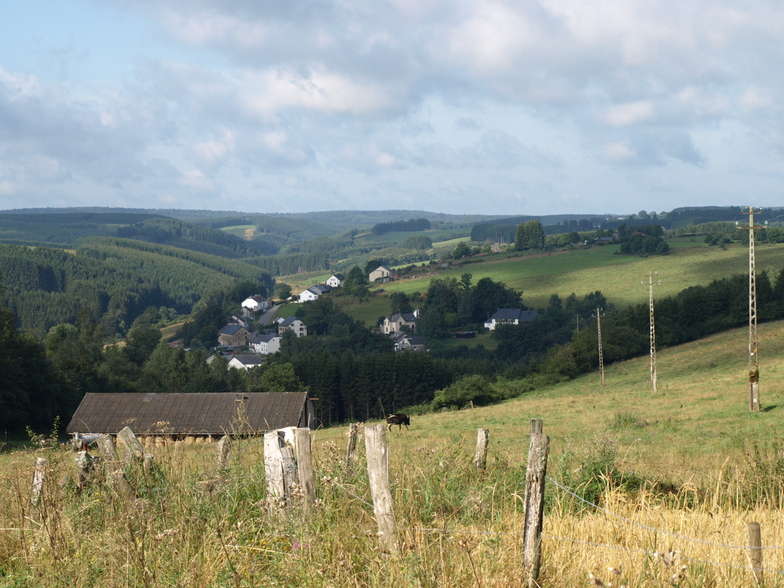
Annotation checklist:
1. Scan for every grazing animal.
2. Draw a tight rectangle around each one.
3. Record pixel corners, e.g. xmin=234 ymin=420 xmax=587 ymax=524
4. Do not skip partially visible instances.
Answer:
xmin=386 ymin=413 xmax=410 ymax=431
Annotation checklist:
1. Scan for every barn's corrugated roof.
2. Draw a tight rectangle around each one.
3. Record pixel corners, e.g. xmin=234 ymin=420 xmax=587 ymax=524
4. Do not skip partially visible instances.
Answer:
xmin=66 ymin=392 xmax=309 ymax=435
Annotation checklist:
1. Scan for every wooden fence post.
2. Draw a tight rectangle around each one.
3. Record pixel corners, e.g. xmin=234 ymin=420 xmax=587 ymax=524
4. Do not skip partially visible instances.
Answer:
xmin=749 ymin=521 xmax=763 ymax=585
xmin=345 ymin=423 xmax=359 ymax=467
xmin=117 ymin=426 xmax=144 ymax=465
xmin=31 ymin=457 xmax=48 ymax=506
xmin=294 ymin=428 xmax=316 ymax=507
xmin=523 ymin=423 xmax=549 ymax=587
xmin=474 ymin=428 xmax=490 ymax=469
xmin=264 ymin=431 xmax=285 ymax=508
xmin=75 ymin=450 xmax=98 ymax=490
xmin=216 ymin=435 xmax=231 ymax=471
xmin=365 ymin=424 xmax=399 ymax=553
xmin=529 ymin=418 xmax=543 ymax=435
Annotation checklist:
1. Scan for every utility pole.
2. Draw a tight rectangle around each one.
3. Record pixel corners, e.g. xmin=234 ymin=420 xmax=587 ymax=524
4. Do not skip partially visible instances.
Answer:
xmin=642 ymin=272 xmax=660 ymax=392
xmin=593 ymin=308 xmax=605 ymax=387
xmin=740 ymin=207 xmax=764 ymax=412
xmin=575 ymin=314 xmax=581 ymax=332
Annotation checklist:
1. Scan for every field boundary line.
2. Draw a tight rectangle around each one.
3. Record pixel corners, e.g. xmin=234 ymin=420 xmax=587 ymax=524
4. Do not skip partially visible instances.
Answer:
xmin=548 ymin=477 xmax=784 ymax=550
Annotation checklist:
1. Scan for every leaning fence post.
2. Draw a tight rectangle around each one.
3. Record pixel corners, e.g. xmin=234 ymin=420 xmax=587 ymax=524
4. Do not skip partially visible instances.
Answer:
xmin=294 ymin=428 xmax=316 ymax=508
xmin=474 ymin=428 xmax=490 ymax=469
xmin=216 ymin=435 xmax=231 ymax=471
xmin=365 ymin=424 xmax=399 ymax=553
xmin=749 ymin=521 xmax=763 ymax=585
xmin=345 ymin=423 xmax=359 ymax=467
xmin=31 ymin=457 xmax=48 ymax=506
xmin=523 ymin=421 xmax=549 ymax=587
xmin=117 ymin=426 xmax=144 ymax=465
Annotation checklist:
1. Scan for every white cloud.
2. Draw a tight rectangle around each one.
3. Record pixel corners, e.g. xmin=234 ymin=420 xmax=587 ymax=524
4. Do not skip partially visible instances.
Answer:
xmin=601 ymin=101 xmax=655 ymax=127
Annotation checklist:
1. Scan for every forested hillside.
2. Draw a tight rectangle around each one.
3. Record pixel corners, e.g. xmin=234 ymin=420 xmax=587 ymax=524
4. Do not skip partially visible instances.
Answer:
xmin=0 ymin=241 xmax=272 ymax=337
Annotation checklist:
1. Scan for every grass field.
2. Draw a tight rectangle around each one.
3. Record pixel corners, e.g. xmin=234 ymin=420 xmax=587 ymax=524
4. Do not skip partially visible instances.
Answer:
xmin=376 ymin=240 xmax=784 ymax=309
xmin=5 ymin=319 xmax=784 ymax=586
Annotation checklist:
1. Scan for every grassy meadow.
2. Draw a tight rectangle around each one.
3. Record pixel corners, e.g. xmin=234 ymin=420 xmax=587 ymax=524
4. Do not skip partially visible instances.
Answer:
xmin=5 ymin=318 xmax=784 ymax=586
xmin=376 ymin=240 xmax=784 ymax=309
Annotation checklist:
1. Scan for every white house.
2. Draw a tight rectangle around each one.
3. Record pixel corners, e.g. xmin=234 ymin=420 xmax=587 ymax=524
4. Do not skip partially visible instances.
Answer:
xmin=369 ymin=266 xmax=392 ymax=283
xmin=250 ymin=333 xmax=282 ymax=355
xmin=242 ymin=295 xmax=270 ymax=312
xmin=484 ymin=309 xmax=538 ymax=330
xmin=227 ymin=354 xmax=265 ymax=370
xmin=325 ymin=274 xmax=345 ymax=288
xmin=299 ymin=284 xmax=332 ymax=303
xmin=278 ymin=317 xmax=308 ymax=337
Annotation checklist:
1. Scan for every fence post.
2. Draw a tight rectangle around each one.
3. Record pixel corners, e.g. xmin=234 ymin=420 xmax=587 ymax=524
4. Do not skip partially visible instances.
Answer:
xmin=365 ymin=424 xmax=399 ymax=553
xmin=523 ymin=422 xmax=549 ymax=587
xmin=345 ymin=423 xmax=359 ymax=467
xmin=294 ymin=428 xmax=316 ymax=508
xmin=474 ymin=428 xmax=490 ymax=469
xmin=749 ymin=521 xmax=763 ymax=585
xmin=264 ymin=430 xmax=285 ymax=509
xmin=117 ymin=426 xmax=144 ymax=465
xmin=529 ymin=418 xmax=543 ymax=435
xmin=216 ymin=435 xmax=231 ymax=471
xmin=31 ymin=457 xmax=48 ymax=506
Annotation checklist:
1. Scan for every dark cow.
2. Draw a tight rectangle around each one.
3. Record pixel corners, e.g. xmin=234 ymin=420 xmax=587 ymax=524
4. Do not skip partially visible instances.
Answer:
xmin=386 ymin=413 xmax=410 ymax=431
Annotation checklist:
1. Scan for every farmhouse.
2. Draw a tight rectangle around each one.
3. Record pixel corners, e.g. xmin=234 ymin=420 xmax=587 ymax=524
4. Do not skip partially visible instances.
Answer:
xmin=382 ymin=313 xmax=417 ymax=334
xmin=388 ymin=331 xmax=426 ymax=352
xmin=242 ymin=295 xmax=270 ymax=312
xmin=250 ymin=332 xmax=282 ymax=355
xmin=218 ymin=324 xmax=252 ymax=347
xmin=299 ymin=284 xmax=332 ymax=302
xmin=66 ymin=392 xmax=315 ymax=437
xmin=484 ymin=309 xmax=538 ymax=330
xmin=325 ymin=274 xmax=345 ymax=288
xmin=368 ymin=265 xmax=392 ymax=283
xmin=278 ymin=316 xmax=307 ymax=337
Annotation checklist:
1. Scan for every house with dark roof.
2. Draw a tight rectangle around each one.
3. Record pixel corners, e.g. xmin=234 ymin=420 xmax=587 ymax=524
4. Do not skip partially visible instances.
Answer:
xmin=250 ymin=333 xmax=282 ymax=355
xmin=299 ymin=284 xmax=332 ymax=303
xmin=326 ymin=274 xmax=345 ymax=288
xmin=242 ymin=295 xmax=270 ymax=312
xmin=382 ymin=313 xmax=417 ymax=334
xmin=66 ymin=392 xmax=314 ymax=437
xmin=484 ymin=309 xmax=538 ymax=330
xmin=218 ymin=324 xmax=252 ymax=347
xmin=278 ymin=317 xmax=307 ymax=337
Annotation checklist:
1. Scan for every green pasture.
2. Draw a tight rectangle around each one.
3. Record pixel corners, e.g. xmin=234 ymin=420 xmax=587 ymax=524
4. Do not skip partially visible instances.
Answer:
xmin=355 ymin=228 xmax=471 ymax=245
xmin=374 ymin=241 xmax=784 ymax=309
xmin=311 ymin=317 xmax=784 ymax=483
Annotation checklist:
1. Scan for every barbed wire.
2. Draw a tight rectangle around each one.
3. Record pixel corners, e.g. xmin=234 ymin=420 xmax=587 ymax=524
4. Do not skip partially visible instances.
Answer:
xmin=548 ymin=476 xmax=784 ymax=550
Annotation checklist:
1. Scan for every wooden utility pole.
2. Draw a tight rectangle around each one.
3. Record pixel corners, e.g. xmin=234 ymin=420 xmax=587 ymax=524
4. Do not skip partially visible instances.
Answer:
xmin=740 ymin=207 xmax=763 ymax=411
xmin=642 ymin=272 xmax=660 ymax=392
xmin=593 ymin=308 xmax=605 ymax=387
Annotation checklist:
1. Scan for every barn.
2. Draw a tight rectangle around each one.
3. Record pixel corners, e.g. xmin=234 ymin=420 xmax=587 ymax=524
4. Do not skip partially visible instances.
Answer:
xmin=66 ymin=392 xmax=314 ymax=438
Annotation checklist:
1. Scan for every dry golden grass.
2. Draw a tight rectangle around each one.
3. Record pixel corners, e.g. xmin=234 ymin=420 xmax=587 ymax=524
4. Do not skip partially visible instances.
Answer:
xmin=5 ymin=320 xmax=784 ymax=586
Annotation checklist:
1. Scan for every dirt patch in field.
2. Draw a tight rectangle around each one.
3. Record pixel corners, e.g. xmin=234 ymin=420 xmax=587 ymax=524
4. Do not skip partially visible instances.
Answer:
xmin=243 ymin=228 xmax=255 ymax=239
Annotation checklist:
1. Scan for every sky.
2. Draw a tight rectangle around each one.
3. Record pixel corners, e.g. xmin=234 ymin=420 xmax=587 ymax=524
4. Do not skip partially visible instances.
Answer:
xmin=1 ymin=0 xmax=783 ymax=216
